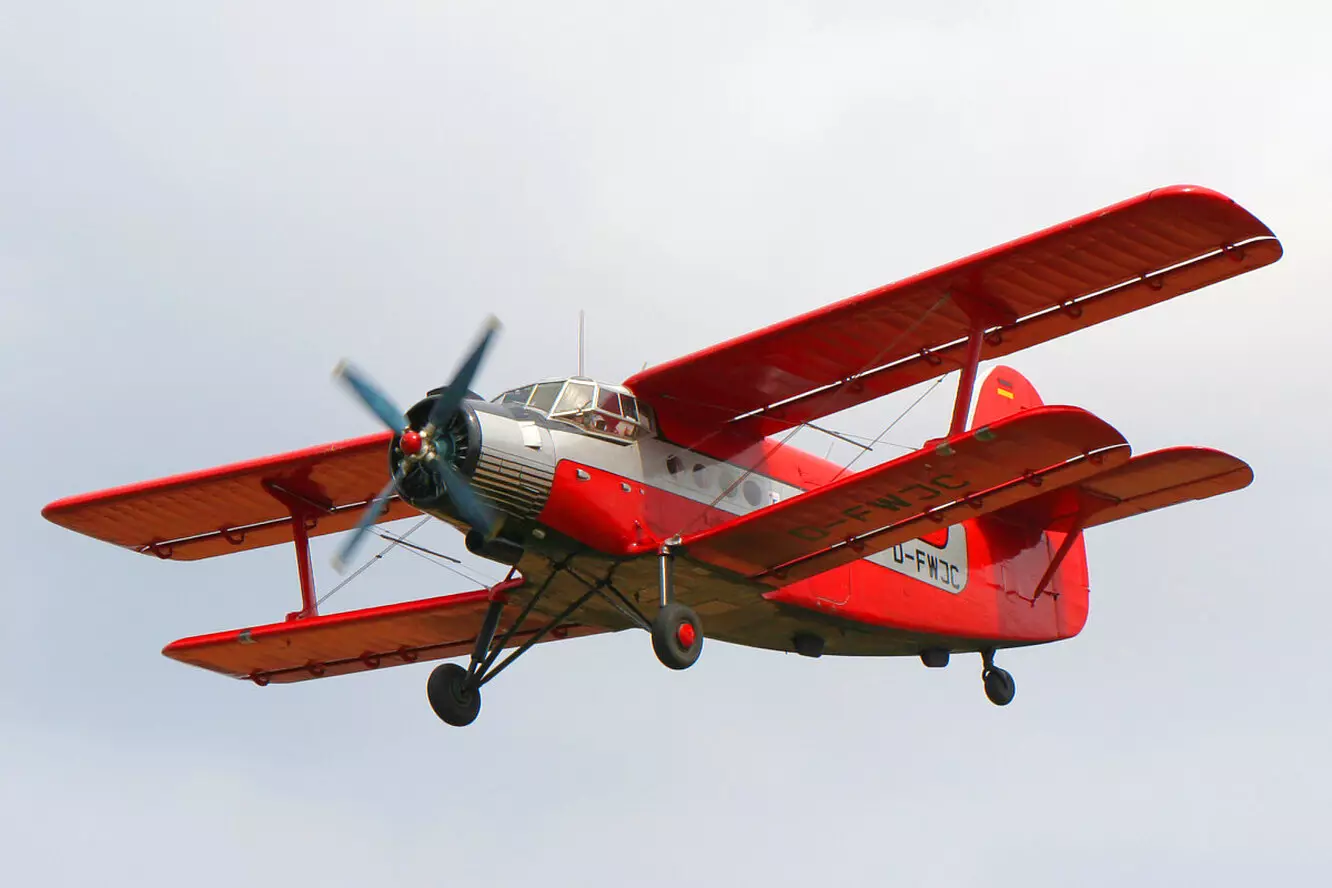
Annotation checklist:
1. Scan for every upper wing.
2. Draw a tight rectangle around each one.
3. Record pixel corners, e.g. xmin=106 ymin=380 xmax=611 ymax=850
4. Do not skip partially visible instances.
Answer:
xmin=680 ymin=405 xmax=1131 ymax=586
xmin=626 ymin=185 xmax=1280 ymax=444
xmin=986 ymin=446 xmax=1253 ymax=533
xmin=41 ymin=432 xmax=414 ymax=561
xmin=163 ymin=577 xmax=611 ymax=685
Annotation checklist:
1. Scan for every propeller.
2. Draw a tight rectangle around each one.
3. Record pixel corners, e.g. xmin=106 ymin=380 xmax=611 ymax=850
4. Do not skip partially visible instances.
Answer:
xmin=330 ymin=315 xmax=503 ymax=572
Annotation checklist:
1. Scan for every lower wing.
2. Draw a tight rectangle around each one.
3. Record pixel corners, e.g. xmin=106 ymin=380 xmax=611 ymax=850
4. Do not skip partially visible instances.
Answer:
xmin=680 ymin=405 xmax=1131 ymax=585
xmin=163 ymin=577 xmax=611 ymax=685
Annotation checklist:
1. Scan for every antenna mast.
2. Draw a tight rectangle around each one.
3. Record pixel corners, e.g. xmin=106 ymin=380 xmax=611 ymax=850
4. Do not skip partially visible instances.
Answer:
xmin=577 ymin=310 xmax=585 ymax=376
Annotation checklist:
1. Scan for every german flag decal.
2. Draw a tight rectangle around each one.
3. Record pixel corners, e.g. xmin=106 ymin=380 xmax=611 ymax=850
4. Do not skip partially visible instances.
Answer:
xmin=996 ymin=377 xmax=1015 ymax=400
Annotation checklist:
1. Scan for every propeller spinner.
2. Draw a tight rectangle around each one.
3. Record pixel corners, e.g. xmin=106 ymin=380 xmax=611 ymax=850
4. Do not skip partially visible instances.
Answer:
xmin=330 ymin=316 xmax=503 ymax=573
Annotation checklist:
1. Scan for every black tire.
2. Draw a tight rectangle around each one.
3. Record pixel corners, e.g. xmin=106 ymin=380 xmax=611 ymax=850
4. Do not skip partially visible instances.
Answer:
xmin=983 ymin=666 xmax=1016 ymax=707
xmin=651 ymin=603 xmax=704 ymax=670
xmin=427 ymin=663 xmax=482 ymax=726
xmin=920 ymin=648 xmax=950 ymax=668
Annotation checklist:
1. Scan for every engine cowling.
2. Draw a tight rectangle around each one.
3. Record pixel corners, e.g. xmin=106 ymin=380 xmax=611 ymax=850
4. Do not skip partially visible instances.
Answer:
xmin=389 ymin=398 xmax=558 ymax=540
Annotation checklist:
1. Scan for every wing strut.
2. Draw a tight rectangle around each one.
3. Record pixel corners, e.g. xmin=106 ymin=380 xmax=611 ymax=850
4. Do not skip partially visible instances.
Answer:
xmin=1029 ymin=513 xmax=1087 ymax=605
xmin=261 ymin=481 xmax=326 ymax=621
xmin=948 ymin=324 xmax=986 ymax=436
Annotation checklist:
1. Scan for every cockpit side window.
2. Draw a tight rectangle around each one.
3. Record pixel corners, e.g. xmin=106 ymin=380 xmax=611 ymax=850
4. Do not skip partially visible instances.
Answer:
xmin=527 ymin=381 xmax=564 ymax=414
xmin=553 ymin=381 xmax=596 ymax=415
xmin=597 ymin=390 xmax=622 ymax=415
xmin=500 ymin=385 xmax=534 ymax=405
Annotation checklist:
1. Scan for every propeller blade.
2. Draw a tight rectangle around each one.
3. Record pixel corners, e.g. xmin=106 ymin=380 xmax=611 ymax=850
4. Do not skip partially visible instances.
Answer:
xmin=426 ymin=315 xmax=501 ymax=430
xmin=333 ymin=360 xmax=409 ymax=432
xmin=331 ymin=473 xmax=400 ymax=573
xmin=432 ymin=458 xmax=501 ymax=540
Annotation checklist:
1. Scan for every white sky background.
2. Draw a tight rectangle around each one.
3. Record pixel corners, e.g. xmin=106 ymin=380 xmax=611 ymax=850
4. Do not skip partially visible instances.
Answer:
xmin=3 ymin=1 xmax=1330 ymax=884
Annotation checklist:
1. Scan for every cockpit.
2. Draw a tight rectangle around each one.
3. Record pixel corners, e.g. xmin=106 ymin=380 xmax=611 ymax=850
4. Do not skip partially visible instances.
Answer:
xmin=491 ymin=377 xmax=653 ymax=441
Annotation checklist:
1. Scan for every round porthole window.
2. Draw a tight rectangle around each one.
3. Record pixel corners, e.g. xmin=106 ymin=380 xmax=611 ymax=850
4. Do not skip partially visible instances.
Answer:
xmin=742 ymin=478 xmax=764 ymax=507
xmin=692 ymin=463 xmax=711 ymax=488
xmin=666 ymin=455 xmax=684 ymax=476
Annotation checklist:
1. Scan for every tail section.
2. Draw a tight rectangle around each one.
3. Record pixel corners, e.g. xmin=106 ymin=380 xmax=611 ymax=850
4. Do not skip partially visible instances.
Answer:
xmin=970 ymin=365 xmax=1044 ymax=429
xmin=969 ymin=365 xmax=1089 ymax=639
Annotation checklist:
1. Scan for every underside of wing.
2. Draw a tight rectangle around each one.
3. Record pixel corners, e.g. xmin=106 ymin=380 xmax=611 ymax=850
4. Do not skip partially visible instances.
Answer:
xmin=680 ymin=405 xmax=1131 ymax=586
xmin=41 ymin=432 xmax=414 ymax=561
xmin=987 ymin=446 xmax=1253 ymax=533
xmin=162 ymin=578 xmax=612 ymax=684
xmin=625 ymin=186 xmax=1280 ymax=446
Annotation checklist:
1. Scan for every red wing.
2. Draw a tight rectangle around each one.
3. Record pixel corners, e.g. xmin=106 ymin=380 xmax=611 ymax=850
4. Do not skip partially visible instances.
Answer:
xmin=41 ymin=432 xmax=414 ymax=561
xmin=162 ymin=578 xmax=611 ymax=684
xmin=680 ymin=406 xmax=1131 ymax=586
xmin=988 ymin=447 xmax=1253 ymax=533
xmin=625 ymin=186 xmax=1280 ymax=444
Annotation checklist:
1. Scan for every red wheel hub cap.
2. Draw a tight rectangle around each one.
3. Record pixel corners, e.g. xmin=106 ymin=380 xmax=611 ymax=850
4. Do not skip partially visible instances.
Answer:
xmin=676 ymin=622 xmax=697 ymax=648
xmin=400 ymin=430 xmax=423 ymax=455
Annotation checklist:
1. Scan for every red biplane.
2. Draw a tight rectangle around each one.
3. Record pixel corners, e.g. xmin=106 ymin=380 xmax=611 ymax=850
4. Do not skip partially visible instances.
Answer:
xmin=42 ymin=185 xmax=1281 ymax=726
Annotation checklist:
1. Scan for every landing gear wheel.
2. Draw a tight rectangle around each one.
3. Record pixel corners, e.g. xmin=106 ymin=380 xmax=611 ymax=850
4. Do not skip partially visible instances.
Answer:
xmin=651 ymin=602 xmax=703 ymax=670
xmin=983 ymin=666 xmax=1016 ymax=707
xmin=427 ymin=663 xmax=482 ymax=726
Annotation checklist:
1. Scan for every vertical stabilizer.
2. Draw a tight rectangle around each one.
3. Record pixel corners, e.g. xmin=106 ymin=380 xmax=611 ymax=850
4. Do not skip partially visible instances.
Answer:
xmin=970 ymin=365 xmax=1044 ymax=429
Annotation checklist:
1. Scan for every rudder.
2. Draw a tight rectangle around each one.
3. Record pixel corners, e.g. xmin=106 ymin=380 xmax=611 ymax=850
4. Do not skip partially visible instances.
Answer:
xmin=970 ymin=365 xmax=1044 ymax=429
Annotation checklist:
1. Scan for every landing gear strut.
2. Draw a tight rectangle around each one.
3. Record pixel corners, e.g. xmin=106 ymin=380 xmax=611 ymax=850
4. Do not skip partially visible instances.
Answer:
xmin=651 ymin=539 xmax=703 ymax=670
xmin=424 ymin=563 xmax=595 ymax=728
xmin=981 ymin=649 xmax=1016 ymax=706
xmin=421 ymin=550 xmax=706 ymax=727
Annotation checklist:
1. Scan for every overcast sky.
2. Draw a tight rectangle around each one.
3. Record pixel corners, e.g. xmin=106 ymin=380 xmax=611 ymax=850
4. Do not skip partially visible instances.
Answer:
xmin=4 ymin=1 xmax=1331 ymax=884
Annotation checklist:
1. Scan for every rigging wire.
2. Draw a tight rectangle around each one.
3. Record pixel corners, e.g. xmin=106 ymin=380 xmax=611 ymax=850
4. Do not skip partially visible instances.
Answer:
xmin=390 ymin=539 xmax=500 ymax=588
xmin=828 ymin=374 xmax=949 ymax=483
xmin=315 ymin=515 xmax=446 ymax=608
xmin=668 ymin=294 xmax=953 ymax=538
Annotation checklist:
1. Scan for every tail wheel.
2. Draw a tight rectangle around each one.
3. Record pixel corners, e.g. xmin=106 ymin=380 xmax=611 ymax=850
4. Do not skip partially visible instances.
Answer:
xmin=983 ymin=666 xmax=1016 ymax=706
xmin=651 ymin=603 xmax=703 ymax=670
xmin=427 ymin=663 xmax=482 ymax=726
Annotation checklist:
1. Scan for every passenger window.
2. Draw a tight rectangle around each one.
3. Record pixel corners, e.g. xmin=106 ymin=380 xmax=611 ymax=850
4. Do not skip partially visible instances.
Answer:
xmin=742 ymin=479 xmax=764 ymax=507
xmin=666 ymin=455 xmax=684 ymax=475
xmin=527 ymin=382 xmax=564 ymax=414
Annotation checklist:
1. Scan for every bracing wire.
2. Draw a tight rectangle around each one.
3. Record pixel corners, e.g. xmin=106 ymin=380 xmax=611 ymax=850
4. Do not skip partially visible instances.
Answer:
xmin=828 ymin=374 xmax=949 ymax=483
xmin=315 ymin=515 xmax=436 ymax=608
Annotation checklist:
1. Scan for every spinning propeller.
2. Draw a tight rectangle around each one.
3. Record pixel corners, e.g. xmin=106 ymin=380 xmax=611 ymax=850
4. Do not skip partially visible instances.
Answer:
xmin=330 ymin=316 xmax=503 ymax=572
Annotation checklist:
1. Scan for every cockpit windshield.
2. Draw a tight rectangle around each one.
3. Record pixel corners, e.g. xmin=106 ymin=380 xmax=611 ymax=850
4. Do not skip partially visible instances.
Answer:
xmin=491 ymin=377 xmax=652 ymax=441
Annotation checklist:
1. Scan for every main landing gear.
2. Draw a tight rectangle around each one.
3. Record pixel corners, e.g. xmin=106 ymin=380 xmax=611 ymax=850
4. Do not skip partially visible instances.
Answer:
xmin=425 ymin=545 xmax=704 ymax=727
xmin=649 ymin=540 xmax=703 ymax=670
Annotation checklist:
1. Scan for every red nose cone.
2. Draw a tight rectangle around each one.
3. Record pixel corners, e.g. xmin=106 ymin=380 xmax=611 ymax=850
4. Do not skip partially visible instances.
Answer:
xmin=400 ymin=430 xmax=423 ymax=455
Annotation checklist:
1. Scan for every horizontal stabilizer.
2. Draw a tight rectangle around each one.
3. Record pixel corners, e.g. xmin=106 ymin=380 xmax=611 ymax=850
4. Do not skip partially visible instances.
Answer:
xmin=42 ymin=432 xmax=412 ymax=561
xmin=162 ymin=579 xmax=609 ymax=685
xmin=988 ymin=446 xmax=1252 ymax=532
xmin=681 ymin=405 xmax=1131 ymax=586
